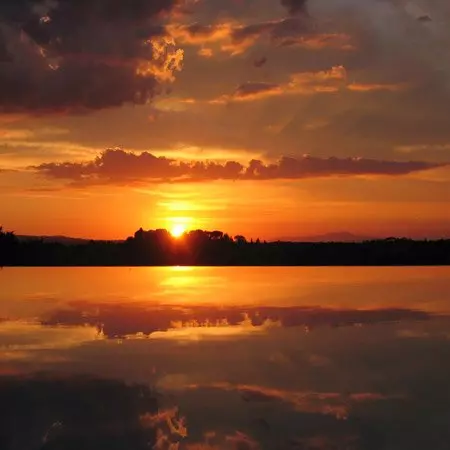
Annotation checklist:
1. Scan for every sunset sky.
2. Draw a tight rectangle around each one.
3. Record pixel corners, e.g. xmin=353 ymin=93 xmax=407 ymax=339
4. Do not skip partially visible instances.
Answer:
xmin=1 ymin=0 xmax=450 ymax=240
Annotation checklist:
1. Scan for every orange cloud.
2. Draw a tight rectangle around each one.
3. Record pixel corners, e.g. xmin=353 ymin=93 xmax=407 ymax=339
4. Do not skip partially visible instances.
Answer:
xmin=167 ymin=21 xmax=263 ymax=55
xmin=278 ymin=33 xmax=356 ymax=50
xmin=140 ymin=407 xmax=188 ymax=450
xmin=211 ymin=66 xmax=346 ymax=103
xmin=289 ymin=65 xmax=347 ymax=93
xmin=211 ymin=82 xmax=284 ymax=104
xmin=198 ymin=48 xmax=214 ymax=58
xmin=212 ymin=66 xmax=410 ymax=103
xmin=167 ymin=22 xmax=235 ymax=45
xmin=185 ymin=431 xmax=260 ymax=450
xmin=167 ymin=18 xmax=356 ymax=56
xmin=347 ymin=82 xmax=410 ymax=92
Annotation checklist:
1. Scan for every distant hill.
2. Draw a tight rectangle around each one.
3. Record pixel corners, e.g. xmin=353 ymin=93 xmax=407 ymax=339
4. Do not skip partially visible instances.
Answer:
xmin=277 ymin=232 xmax=375 ymax=243
xmin=17 ymin=235 xmax=124 ymax=245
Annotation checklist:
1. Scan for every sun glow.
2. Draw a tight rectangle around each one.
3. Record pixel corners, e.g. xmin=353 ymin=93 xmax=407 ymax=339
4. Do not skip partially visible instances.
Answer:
xmin=167 ymin=216 xmax=194 ymax=238
xmin=171 ymin=223 xmax=187 ymax=238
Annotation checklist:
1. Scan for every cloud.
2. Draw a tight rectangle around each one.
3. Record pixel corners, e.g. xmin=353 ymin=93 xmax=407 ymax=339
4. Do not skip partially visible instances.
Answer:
xmin=40 ymin=302 xmax=433 ymax=339
xmin=0 ymin=0 xmax=184 ymax=114
xmin=281 ymin=0 xmax=309 ymax=16
xmin=197 ymin=47 xmax=213 ymax=58
xmin=211 ymin=66 xmax=345 ymax=103
xmin=225 ymin=431 xmax=259 ymax=450
xmin=167 ymin=18 xmax=355 ymax=55
xmin=253 ymin=56 xmax=267 ymax=67
xmin=277 ymin=32 xmax=355 ymax=50
xmin=212 ymin=82 xmax=283 ymax=103
xmin=166 ymin=20 xmax=264 ymax=55
xmin=347 ymin=82 xmax=409 ymax=92
xmin=241 ymin=17 xmax=355 ymax=51
xmin=395 ymin=144 xmax=450 ymax=154
xmin=34 ymin=148 xmax=445 ymax=185
xmin=185 ymin=382 xmax=397 ymax=420
xmin=0 ymin=376 xmax=159 ymax=450
xmin=417 ymin=15 xmax=432 ymax=23
xmin=289 ymin=65 xmax=347 ymax=92
xmin=211 ymin=66 xmax=406 ymax=103
xmin=0 ymin=321 xmax=103 ymax=353
xmin=167 ymin=22 xmax=234 ymax=45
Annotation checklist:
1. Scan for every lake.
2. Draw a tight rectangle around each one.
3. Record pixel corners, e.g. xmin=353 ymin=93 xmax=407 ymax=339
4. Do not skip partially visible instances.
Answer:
xmin=1 ymin=267 xmax=450 ymax=449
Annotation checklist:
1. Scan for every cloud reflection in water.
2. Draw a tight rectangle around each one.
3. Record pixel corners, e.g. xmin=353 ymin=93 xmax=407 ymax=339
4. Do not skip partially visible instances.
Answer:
xmin=1 ymin=267 xmax=450 ymax=449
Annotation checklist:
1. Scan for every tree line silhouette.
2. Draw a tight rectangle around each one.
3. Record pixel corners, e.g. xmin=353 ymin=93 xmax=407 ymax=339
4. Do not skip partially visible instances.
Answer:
xmin=1 ymin=226 xmax=450 ymax=266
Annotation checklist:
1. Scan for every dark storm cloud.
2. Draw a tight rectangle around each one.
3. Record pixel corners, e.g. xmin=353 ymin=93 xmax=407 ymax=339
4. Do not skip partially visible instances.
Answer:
xmin=34 ymin=148 xmax=445 ymax=185
xmin=0 ymin=0 xmax=184 ymax=114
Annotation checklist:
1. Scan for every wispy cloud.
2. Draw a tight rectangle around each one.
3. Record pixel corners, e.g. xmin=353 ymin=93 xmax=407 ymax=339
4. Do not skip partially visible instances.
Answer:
xmin=347 ymin=82 xmax=409 ymax=92
xmin=184 ymin=382 xmax=398 ymax=420
xmin=211 ymin=82 xmax=284 ymax=103
xmin=167 ymin=17 xmax=355 ymax=56
xmin=211 ymin=66 xmax=407 ymax=103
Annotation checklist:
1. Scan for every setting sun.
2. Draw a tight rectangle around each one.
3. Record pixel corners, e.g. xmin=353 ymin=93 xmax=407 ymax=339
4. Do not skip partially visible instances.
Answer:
xmin=171 ymin=223 xmax=187 ymax=238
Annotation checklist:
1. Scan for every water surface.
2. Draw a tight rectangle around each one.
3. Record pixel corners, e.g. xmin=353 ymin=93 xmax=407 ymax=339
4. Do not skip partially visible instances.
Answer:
xmin=1 ymin=267 xmax=450 ymax=449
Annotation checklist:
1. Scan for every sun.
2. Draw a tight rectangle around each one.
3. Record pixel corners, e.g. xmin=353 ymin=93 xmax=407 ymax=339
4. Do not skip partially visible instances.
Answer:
xmin=170 ymin=223 xmax=187 ymax=238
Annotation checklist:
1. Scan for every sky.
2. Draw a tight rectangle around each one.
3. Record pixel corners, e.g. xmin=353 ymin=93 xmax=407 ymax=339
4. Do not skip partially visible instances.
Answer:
xmin=1 ymin=0 xmax=450 ymax=240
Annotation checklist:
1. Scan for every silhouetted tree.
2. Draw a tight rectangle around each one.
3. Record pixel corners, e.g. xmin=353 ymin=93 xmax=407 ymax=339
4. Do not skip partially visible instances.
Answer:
xmin=1 ymin=226 xmax=449 ymax=266
xmin=209 ymin=230 xmax=224 ymax=240
xmin=223 ymin=233 xmax=232 ymax=243
xmin=0 ymin=226 xmax=19 ymax=265
xmin=234 ymin=235 xmax=247 ymax=245
xmin=0 ymin=226 xmax=16 ymax=242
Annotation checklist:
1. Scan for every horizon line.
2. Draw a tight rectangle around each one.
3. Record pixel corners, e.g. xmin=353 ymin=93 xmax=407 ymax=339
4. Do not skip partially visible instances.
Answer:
xmin=10 ymin=229 xmax=450 ymax=243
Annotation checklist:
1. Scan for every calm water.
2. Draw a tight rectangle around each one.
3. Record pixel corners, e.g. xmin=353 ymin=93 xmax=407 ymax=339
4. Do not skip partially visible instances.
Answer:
xmin=1 ymin=267 xmax=450 ymax=449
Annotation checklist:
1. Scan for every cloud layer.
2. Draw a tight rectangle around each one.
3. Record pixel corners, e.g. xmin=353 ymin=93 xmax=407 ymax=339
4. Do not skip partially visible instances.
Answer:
xmin=167 ymin=17 xmax=354 ymax=57
xmin=34 ymin=148 xmax=445 ymax=185
xmin=0 ymin=0 xmax=184 ymax=114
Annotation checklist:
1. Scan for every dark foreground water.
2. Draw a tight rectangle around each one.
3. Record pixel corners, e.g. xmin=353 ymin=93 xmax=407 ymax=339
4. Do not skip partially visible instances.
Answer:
xmin=1 ymin=267 xmax=450 ymax=450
